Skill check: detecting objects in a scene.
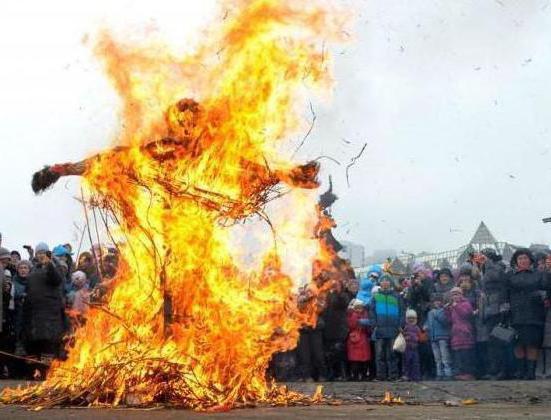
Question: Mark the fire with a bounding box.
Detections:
[381,391,405,405]
[3,0,346,410]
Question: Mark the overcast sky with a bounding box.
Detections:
[1,0,551,257]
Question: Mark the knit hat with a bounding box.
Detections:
[348,298,365,310]
[0,247,10,260]
[437,268,453,280]
[52,244,70,257]
[406,309,417,319]
[379,274,394,286]
[35,242,50,254]
[71,270,88,289]
[412,262,425,274]
[450,287,462,295]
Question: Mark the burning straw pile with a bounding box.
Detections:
[2,0,347,411]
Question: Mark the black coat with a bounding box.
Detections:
[506,269,551,327]
[320,290,351,342]
[480,260,508,322]
[24,262,64,343]
[406,279,433,321]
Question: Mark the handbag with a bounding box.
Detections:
[392,332,406,353]
[490,324,517,343]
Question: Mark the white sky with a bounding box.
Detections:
[1,0,551,256]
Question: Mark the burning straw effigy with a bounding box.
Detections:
[1,0,349,411]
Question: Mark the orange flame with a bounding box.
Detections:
[381,391,405,405]
[2,0,348,410]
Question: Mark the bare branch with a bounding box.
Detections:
[292,102,317,157]
[345,142,367,187]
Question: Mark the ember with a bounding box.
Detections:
[1,0,346,411]
[380,391,405,405]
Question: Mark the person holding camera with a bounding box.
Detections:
[446,287,476,380]
[23,242,64,364]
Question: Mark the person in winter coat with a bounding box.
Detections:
[77,252,100,289]
[475,248,509,379]
[446,287,476,380]
[296,284,327,382]
[457,268,482,378]
[0,247,12,336]
[12,260,31,356]
[0,247,14,377]
[434,268,455,300]
[457,272,479,310]
[369,275,403,381]
[425,294,453,380]
[321,279,352,381]
[346,299,371,381]
[405,265,436,380]
[344,278,359,300]
[23,243,65,361]
[52,244,74,295]
[405,264,433,324]
[539,252,551,377]
[70,271,90,316]
[507,248,551,380]
[403,309,421,381]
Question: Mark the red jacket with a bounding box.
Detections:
[346,309,372,362]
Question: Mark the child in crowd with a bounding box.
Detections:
[403,309,421,381]
[70,270,90,317]
[457,270,479,311]
[369,275,403,381]
[425,294,453,380]
[346,298,371,381]
[446,287,476,380]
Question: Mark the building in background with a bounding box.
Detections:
[339,240,365,268]
[356,221,534,276]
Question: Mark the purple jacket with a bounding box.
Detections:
[446,297,475,350]
[403,323,421,349]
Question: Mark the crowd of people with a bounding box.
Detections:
[2,238,551,384]
[271,248,551,382]
[0,241,118,378]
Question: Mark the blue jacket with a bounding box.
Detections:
[424,307,450,341]
[356,278,374,305]
[369,289,403,339]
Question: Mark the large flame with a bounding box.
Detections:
[4,0,346,410]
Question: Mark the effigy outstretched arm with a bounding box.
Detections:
[31,140,320,194]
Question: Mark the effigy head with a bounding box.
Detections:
[166,98,204,139]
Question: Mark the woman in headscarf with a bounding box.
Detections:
[507,248,551,379]
[12,260,32,356]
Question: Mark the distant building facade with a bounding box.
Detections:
[339,241,365,268]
